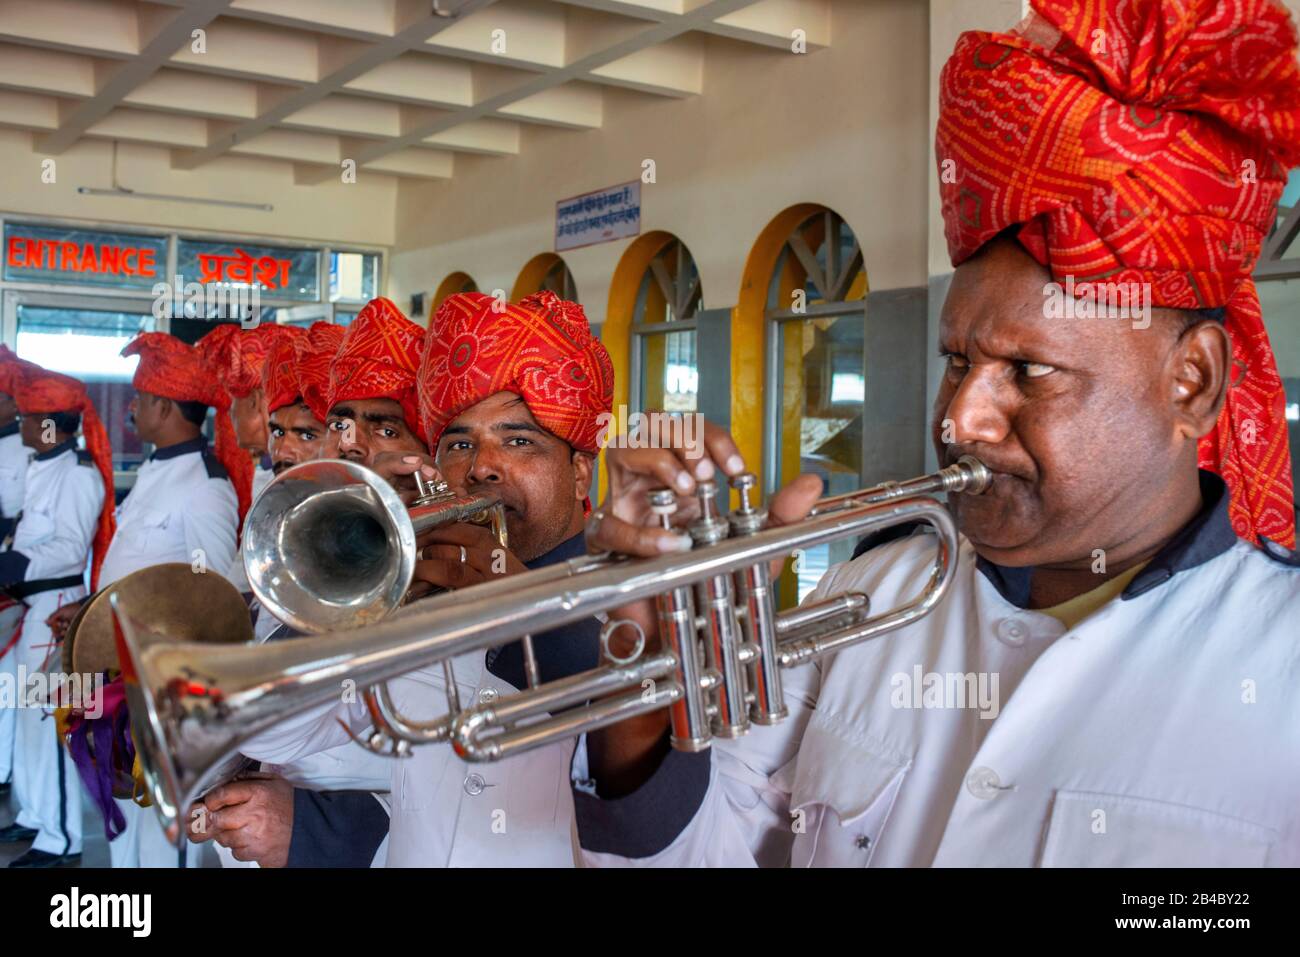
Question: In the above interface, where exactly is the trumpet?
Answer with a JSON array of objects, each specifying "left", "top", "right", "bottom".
[
  {"left": 242, "top": 458, "right": 507, "bottom": 633},
  {"left": 111, "top": 457, "right": 990, "bottom": 838}
]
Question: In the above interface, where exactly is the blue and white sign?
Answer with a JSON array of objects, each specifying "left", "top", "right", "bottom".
[{"left": 555, "top": 180, "right": 641, "bottom": 252}]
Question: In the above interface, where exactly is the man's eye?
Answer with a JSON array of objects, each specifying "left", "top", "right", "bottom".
[
  {"left": 507, "top": 437, "right": 532, "bottom": 447},
  {"left": 270, "top": 428, "right": 284, "bottom": 438},
  {"left": 300, "top": 431, "right": 317, "bottom": 441},
  {"left": 380, "top": 428, "right": 398, "bottom": 439},
  {"left": 446, "top": 440, "right": 471, "bottom": 452},
  {"left": 329, "top": 420, "right": 348, "bottom": 432},
  {"left": 942, "top": 353, "right": 969, "bottom": 374},
  {"left": 1018, "top": 361, "right": 1055, "bottom": 379}
]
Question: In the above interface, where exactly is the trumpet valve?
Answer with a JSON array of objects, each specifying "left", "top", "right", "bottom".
[
  {"left": 728, "top": 472, "right": 766, "bottom": 536},
  {"left": 688, "top": 480, "right": 728, "bottom": 545},
  {"left": 648, "top": 489, "right": 677, "bottom": 531}
]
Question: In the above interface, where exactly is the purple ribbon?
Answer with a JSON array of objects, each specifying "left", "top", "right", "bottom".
[{"left": 64, "top": 675, "right": 134, "bottom": 841}]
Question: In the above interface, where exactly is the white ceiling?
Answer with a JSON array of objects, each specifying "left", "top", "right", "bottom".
[{"left": 0, "top": 0, "right": 831, "bottom": 183}]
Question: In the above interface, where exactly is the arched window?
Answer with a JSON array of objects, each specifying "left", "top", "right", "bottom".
[
  {"left": 629, "top": 237, "right": 702, "bottom": 414},
  {"left": 762, "top": 207, "right": 867, "bottom": 601},
  {"left": 512, "top": 253, "right": 578, "bottom": 303},
  {"left": 430, "top": 271, "right": 479, "bottom": 321}
]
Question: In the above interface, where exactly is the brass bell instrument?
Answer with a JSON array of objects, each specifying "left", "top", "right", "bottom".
[
  {"left": 242, "top": 458, "right": 507, "bottom": 633},
  {"left": 112, "top": 457, "right": 990, "bottom": 838}
]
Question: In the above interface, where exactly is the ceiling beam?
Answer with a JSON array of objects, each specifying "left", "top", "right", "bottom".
[
  {"left": 172, "top": 0, "right": 498, "bottom": 170},
  {"left": 295, "top": 0, "right": 760, "bottom": 184},
  {"left": 37, "top": 0, "right": 235, "bottom": 155}
]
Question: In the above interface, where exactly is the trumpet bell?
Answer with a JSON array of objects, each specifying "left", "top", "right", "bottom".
[{"left": 243, "top": 459, "right": 417, "bottom": 633}]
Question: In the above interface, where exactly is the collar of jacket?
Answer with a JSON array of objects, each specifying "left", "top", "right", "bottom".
[
  {"left": 34, "top": 436, "right": 77, "bottom": 462},
  {"left": 976, "top": 469, "right": 1237, "bottom": 608},
  {"left": 150, "top": 436, "right": 208, "bottom": 461}
]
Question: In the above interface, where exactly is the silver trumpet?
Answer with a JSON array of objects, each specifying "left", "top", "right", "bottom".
[
  {"left": 243, "top": 458, "right": 507, "bottom": 633},
  {"left": 111, "top": 457, "right": 989, "bottom": 838}
]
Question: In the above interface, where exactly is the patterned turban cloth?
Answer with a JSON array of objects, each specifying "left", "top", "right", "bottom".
[
  {"left": 13, "top": 366, "right": 116, "bottom": 589},
  {"left": 196, "top": 323, "right": 284, "bottom": 400},
  {"left": 937, "top": 0, "right": 1300, "bottom": 549},
  {"left": 420, "top": 290, "right": 615, "bottom": 455},
  {"left": 261, "top": 325, "right": 308, "bottom": 415},
  {"left": 122, "top": 332, "right": 254, "bottom": 528},
  {"left": 326, "top": 298, "right": 426, "bottom": 440},
  {"left": 294, "top": 322, "right": 346, "bottom": 422},
  {"left": 0, "top": 345, "right": 42, "bottom": 398}
]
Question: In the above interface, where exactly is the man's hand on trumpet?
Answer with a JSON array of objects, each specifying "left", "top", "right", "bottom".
[
  {"left": 186, "top": 772, "right": 294, "bottom": 867},
  {"left": 583, "top": 418, "right": 822, "bottom": 795}
]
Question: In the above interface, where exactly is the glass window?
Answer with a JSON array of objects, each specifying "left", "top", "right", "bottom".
[
  {"left": 329, "top": 251, "right": 381, "bottom": 303},
  {"left": 639, "top": 329, "right": 698, "bottom": 413},
  {"left": 778, "top": 313, "right": 865, "bottom": 601},
  {"left": 15, "top": 304, "right": 156, "bottom": 471},
  {"left": 176, "top": 238, "right": 321, "bottom": 301},
  {"left": 3, "top": 222, "right": 167, "bottom": 289}
]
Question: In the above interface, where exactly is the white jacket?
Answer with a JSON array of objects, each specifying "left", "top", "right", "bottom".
[{"left": 573, "top": 479, "right": 1300, "bottom": 867}]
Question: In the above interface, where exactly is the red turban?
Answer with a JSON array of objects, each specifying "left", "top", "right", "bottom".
[
  {"left": 196, "top": 323, "right": 283, "bottom": 400},
  {"left": 261, "top": 325, "right": 308, "bottom": 415},
  {"left": 420, "top": 290, "right": 614, "bottom": 454},
  {"left": 12, "top": 366, "right": 116, "bottom": 589},
  {"left": 326, "top": 298, "right": 425, "bottom": 439},
  {"left": 0, "top": 345, "right": 42, "bottom": 397},
  {"left": 294, "top": 322, "right": 345, "bottom": 422},
  {"left": 122, "top": 332, "right": 253, "bottom": 528},
  {"left": 937, "top": 0, "right": 1300, "bottom": 549}
]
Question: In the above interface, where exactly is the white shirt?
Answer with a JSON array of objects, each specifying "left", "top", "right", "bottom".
[
  {"left": 573, "top": 482, "right": 1300, "bottom": 868},
  {"left": 98, "top": 438, "right": 238, "bottom": 589},
  {"left": 5, "top": 441, "right": 102, "bottom": 585},
  {"left": 0, "top": 424, "right": 29, "bottom": 529},
  {"left": 243, "top": 650, "right": 578, "bottom": 867}
]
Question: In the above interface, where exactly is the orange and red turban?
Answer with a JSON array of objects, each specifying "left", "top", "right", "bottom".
[
  {"left": 12, "top": 366, "right": 115, "bottom": 589},
  {"left": 937, "top": 0, "right": 1300, "bottom": 549},
  {"left": 420, "top": 290, "right": 614, "bottom": 454},
  {"left": 294, "top": 322, "right": 345, "bottom": 422},
  {"left": 261, "top": 325, "right": 308, "bottom": 415},
  {"left": 122, "top": 332, "right": 253, "bottom": 527},
  {"left": 196, "top": 323, "right": 283, "bottom": 400},
  {"left": 0, "top": 346, "right": 41, "bottom": 398},
  {"left": 326, "top": 298, "right": 425, "bottom": 439}
]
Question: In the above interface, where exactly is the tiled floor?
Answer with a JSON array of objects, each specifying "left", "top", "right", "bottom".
[{"left": 1, "top": 786, "right": 219, "bottom": 868}]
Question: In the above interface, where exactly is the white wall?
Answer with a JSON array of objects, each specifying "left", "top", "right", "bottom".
[
  {"left": 0, "top": 130, "right": 396, "bottom": 250},
  {"left": 389, "top": 0, "right": 931, "bottom": 324}
]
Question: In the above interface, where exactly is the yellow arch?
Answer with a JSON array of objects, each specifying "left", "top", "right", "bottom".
[
  {"left": 598, "top": 230, "right": 679, "bottom": 500},
  {"left": 512, "top": 253, "right": 564, "bottom": 301},
  {"left": 429, "top": 271, "right": 478, "bottom": 324},
  {"left": 734, "top": 204, "right": 868, "bottom": 605}
]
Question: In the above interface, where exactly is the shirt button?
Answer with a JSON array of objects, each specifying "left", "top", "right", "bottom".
[
  {"left": 994, "top": 617, "right": 1027, "bottom": 647},
  {"left": 463, "top": 773, "right": 486, "bottom": 796},
  {"left": 965, "top": 766, "right": 1002, "bottom": 800},
  {"left": 477, "top": 687, "right": 498, "bottom": 704}
]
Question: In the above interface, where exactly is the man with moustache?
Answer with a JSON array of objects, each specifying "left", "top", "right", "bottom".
[
  {"left": 570, "top": 0, "right": 1300, "bottom": 867},
  {"left": 188, "top": 300, "right": 425, "bottom": 867},
  {"left": 238, "top": 289, "right": 614, "bottom": 866},
  {"left": 0, "top": 365, "right": 113, "bottom": 868},
  {"left": 191, "top": 317, "right": 392, "bottom": 868}
]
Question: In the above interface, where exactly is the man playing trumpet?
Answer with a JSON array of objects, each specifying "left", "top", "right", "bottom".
[
  {"left": 571, "top": 0, "right": 1300, "bottom": 867},
  {"left": 238, "top": 289, "right": 615, "bottom": 866}
]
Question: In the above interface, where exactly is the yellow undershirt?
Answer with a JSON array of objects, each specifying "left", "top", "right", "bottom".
[{"left": 1036, "top": 560, "right": 1151, "bottom": 631}]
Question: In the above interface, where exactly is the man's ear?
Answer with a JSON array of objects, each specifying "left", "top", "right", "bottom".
[
  {"left": 571, "top": 450, "right": 594, "bottom": 500},
  {"left": 1170, "top": 319, "right": 1231, "bottom": 441}
]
